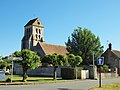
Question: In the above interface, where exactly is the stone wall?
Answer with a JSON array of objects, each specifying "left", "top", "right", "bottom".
[
  {"left": 14, "top": 64, "right": 61, "bottom": 76},
  {"left": 97, "top": 73, "right": 118, "bottom": 79}
]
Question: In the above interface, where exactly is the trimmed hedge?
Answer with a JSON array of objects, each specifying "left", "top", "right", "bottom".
[{"left": 61, "top": 67, "right": 82, "bottom": 79}]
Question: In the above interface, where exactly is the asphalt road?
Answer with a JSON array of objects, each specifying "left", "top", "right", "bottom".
[{"left": 0, "top": 78, "right": 120, "bottom": 90}]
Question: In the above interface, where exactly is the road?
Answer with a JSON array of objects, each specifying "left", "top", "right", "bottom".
[{"left": 0, "top": 78, "right": 120, "bottom": 90}]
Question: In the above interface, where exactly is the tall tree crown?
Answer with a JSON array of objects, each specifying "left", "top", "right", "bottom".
[{"left": 66, "top": 27, "right": 103, "bottom": 65}]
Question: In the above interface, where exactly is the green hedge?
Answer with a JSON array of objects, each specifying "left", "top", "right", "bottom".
[{"left": 61, "top": 67, "right": 83, "bottom": 79}]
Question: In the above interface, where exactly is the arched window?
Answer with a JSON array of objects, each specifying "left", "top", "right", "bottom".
[
  {"left": 41, "top": 38, "right": 44, "bottom": 42},
  {"left": 36, "top": 29, "right": 38, "bottom": 34},
  {"left": 39, "top": 29, "right": 41, "bottom": 34},
  {"left": 36, "top": 34, "right": 37, "bottom": 39},
  {"left": 39, "top": 35, "right": 40, "bottom": 39}
]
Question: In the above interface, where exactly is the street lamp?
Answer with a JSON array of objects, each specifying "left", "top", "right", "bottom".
[{"left": 8, "top": 56, "right": 23, "bottom": 83}]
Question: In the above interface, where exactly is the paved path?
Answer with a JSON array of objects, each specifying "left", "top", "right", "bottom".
[{"left": 0, "top": 78, "right": 120, "bottom": 90}]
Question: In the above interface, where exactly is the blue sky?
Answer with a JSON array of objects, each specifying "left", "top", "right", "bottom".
[{"left": 0, "top": 0, "right": 120, "bottom": 56}]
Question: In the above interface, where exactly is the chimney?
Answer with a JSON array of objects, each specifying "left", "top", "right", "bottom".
[{"left": 109, "top": 43, "right": 112, "bottom": 50}]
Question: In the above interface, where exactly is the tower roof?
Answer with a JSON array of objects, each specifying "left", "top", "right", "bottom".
[{"left": 24, "top": 18, "right": 44, "bottom": 27}]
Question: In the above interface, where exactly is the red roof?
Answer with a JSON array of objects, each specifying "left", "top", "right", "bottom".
[{"left": 40, "top": 43, "right": 68, "bottom": 56}]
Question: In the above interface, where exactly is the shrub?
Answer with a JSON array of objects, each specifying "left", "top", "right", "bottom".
[
  {"left": 61, "top": 67, "right": 82, "bottom": 79},
  {"left": 103, "top": 64, "right": 109, "bottom": 73},
  {"left": 6, "top": 78, "right": 11, "bottom": 82},
  {"left": 24, "top": 75, "right": 28, "bottom": 79}
]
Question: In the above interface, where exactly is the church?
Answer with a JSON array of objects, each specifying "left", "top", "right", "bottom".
[{"left": 21, "top": 18, "right": 68, "bottom": 58}]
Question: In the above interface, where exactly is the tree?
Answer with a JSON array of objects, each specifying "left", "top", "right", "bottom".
[
  {"left": 66, "top": 27, "right": 103, "bottom": 65},
  {"left": 67, "top": 54, "right": 82, "bottom": 79},
  {"left": 13, "top": 49, "right": 41, "bottom": 82},
  {"left": 42, "top": 53, "right": 67, "bottom": 80},
  {"left": 0, "top": 60, "right": 7, "bottom": 69},
  {"left": 57, "top": 54, "right": 69, "bottom": 66},
  {"left": 0, "top": 56, "right": 10, "bottom": 69},
  {"left": 67, "top": 54, "right": 75, "bottom": 67},
  {"left": 67, "top": 54, "right": 83, "bottom": 67}
]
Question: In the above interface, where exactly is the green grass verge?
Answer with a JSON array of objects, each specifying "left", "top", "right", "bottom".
[
  {"left": 90, "top": 82, "right": 120, "bottom": 90},
  {"left": 0, "top": 75, "right": 71, "bottom": 84}
]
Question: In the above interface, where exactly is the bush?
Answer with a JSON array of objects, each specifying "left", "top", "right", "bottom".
[
  {"left": 6, "top": 78, "right": 11, "bottom": 82},
  {"left": 61, "top": 67, "right": 82, "bottom": 79},
  {"left": 24, "top": 75, "right": 28, "bottom": 79},
  {"left": 102, "top": 64, "right": 109, "bottom": 73},
  {"left": 61, "top": 68, "right": 74, "bottom": 79}
]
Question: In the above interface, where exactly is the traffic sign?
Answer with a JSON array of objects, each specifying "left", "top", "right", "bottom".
[{"left": 97, "top": 57, "right": 104, "bottom": 65}]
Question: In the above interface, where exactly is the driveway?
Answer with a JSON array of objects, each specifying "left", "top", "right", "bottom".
[{"left": 0, "top": 78, "right": 120, "bottom": 90}]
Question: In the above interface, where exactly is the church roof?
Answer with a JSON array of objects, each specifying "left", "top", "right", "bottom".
[
  {"left": 112, "top": 50, "right": 120, "bottom": 59},
  {"left": 40, "top": 43, "right": 69, "bottom": 56}
]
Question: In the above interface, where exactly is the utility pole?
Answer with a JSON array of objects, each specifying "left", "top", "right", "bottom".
[
  {"left": 99, "top": 65, "right": 102, "bottom": 87},
  {"left": 11, "top": 60, "right": 13, "bottom": 83}
]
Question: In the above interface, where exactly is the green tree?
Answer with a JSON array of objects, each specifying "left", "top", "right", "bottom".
[
  {"left": 13, "top": 51, "right": 21, "bottom": 57},
  {"left": 66, "top": 27, "right": 103, "bottom": 65},
  {"left": 0, "top": 61, "right": 7, "bottom": 69},
  {"left": 13, "top": 49, "right": 41, "bottom": 82},
  {"left": 42, "top": 53, "right": 67, "bottom": 80},
  {"left": 67, "top": 54, "right": 83, "bottom": 79},
  {"left": 57, "top": 54, "right": 69, "bottom": 66},
  {"left": 67, "top": 54, "right": 83, "bottom": 67},
  {"left": 67, "top": 54, "right": 75, "bottom": 67},
  {"left": 0, "top": 56, "right": 10, "bottom": 69}
]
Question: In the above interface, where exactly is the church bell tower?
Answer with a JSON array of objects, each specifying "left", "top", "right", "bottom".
[{"left": 21, "top": 18, "right": 44, "bottom": 50}]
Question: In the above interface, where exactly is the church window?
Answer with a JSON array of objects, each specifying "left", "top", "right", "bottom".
[
  {"left": 36, "top": 29, "right": 38, "bottom": 34},
  {"left": 36, "top": 34, "right": 37, "bottom": 39},
  {"left": 41, "top": 38, "right": 43, "bottom": 42},
  {"left": 39, "top": 29, "right": 41, "bottom": 34},
  {"left": 39, "top": 35, "right": 40, "bottom": 39},
  {"left": 38, "top": 21, "right": 40, "bottom": 25}
]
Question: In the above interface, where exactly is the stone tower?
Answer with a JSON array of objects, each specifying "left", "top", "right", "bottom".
[{"left": 21, "top": 18, "right": 44, "bottom": 50}]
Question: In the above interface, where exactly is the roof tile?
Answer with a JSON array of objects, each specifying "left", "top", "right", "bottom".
[{"left": 40, "top": 43, "right": 68, "bottom": 55}]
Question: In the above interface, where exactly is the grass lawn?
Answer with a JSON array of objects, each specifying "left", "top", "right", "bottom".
[
  {"left": 90, "top": 82, "right": 120, "bottom": 90},
  {"left": 0, "top": 75, "right": 70, "bottom": 84}
]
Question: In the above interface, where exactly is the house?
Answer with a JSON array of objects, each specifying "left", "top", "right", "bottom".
[
  {"left": 21, "top": 18, "right": 68, "bottom": 58},
  {"left": 102, "top": 43, "right": 120, "bottom": 75}
]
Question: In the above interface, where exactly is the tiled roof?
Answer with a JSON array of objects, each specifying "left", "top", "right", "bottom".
[
  {"left": 40, "top": 43, "right": 68, "bottom": 56},
  {"left": 112, "top": 50, "right": 120, "bottom": 59},
  {"left": 24, "top": 18, "right": 38, "bottom": 27}
]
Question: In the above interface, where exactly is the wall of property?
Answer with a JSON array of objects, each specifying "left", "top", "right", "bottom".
[
  {"left": 83, "top": 65, "right": 97, "bottom": 79},
  {"left": 14, "top": 64, "right": 61, "bottom": 76},
  {"left": 97, "top": 73, "right": 118, "bottom": 79}
]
